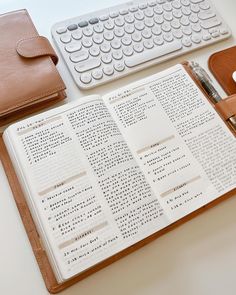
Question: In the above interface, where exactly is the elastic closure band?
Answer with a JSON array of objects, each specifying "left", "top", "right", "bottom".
[
  {"left": 16, "top": 36, "right": 58, "bottom": 65},
  {"left": 215, "top": 94, "right": 236, "bottom": 121}
]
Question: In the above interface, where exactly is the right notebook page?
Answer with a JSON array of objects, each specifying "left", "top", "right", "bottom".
[{"left": 103, "top": 64, "right": 236, "bottom": 222}]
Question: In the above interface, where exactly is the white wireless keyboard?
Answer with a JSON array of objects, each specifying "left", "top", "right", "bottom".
[{"left": 52, "top": 0, "right": 231, "bottom": 90}]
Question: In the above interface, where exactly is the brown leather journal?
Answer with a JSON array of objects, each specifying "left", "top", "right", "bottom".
[
  {"left": 0, "top": 63, "right": 235, "bottom": 293},
  {"left": 0, "top": 9, "right": 66, "bottom": 126},
  {"left": 208, "top": 46, "right": 236, "bottom": 95}
]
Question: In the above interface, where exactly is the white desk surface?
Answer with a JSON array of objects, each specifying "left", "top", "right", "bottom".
[{"left": 0, "top": 0, "right": 236, "bottom": 294}]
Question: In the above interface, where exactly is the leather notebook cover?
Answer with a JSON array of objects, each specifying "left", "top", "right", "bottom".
[
  {"left": 0, "top": 63, "right": 236, "bottom": 293},
  {"left": 0, "top": 9, "right": 66, "bottom": 126},
  {"left": 208, "top": 46, "right": 236, "bottom": 95}
]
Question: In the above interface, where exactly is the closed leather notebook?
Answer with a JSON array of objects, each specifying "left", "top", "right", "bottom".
[{"left": 0, "top": 9, "right": 66, "bottom": 126}]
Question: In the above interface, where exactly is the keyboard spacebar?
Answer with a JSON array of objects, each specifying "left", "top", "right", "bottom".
[{"left": 125, "top": 41, "right": 182, "bottom": 68}]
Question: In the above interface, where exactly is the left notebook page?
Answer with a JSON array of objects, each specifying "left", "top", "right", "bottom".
[{"left": 3, "top": 95, "right": 169, "bottom": 282}]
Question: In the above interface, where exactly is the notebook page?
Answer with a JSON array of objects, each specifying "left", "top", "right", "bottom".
[
  {"left": 3, "top": 95, "right": 169, "bottom": 281},
  {"left": 103, "top": 64, "right": 236, "bottom": 221}
]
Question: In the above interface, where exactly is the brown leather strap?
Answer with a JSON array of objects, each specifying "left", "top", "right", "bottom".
[
  {"left": 215, "top": 94, "right": 236, "bottom": 121},
  {"left": 16, "top": 36, "right": 58, "bottom": 65}
]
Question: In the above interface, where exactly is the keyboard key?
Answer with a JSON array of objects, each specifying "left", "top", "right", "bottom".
[
  {"left": 154, "top": 15, "right": 164, "bottom": 24},
  {"left": 173, "top": 9, "right": 182, "bottom": 18},
  {"left": 123, "top": 46, "right": 134, "bottom": 56},
  {"left": 190, "top": 4, "right": 200, "bottom": 13},
  {"left": 144, "top": 39, "right": 154, "bottom": 49},
  {"left": 125, "top": 14, "right": 135, "bottom": 23},
  {"left": 148, "top": 1, "right": 157, "bottom": 7},
  {"left": 154, "top": 5, "right": 163, "bottom": 14},
  {"left": 114, "top": 27, "right": 125, "bottom": 37},
  {"left": 139, "top": 3, "right": 148, "bottom": 9},
  {"left": 100, "top": 42, "right": 111, "bottom": 53},
  {"left": 103, "top": 65, "right": 114, "bottom": 76},
  {"left": 180, "top": 16, "right": 190, "bottom": 26},
  {"left": 92, "top": 69, "right": 103, "bottom": 79},
  {"left": 173, "top": 29, "right": 183, "bottom": 38},
  {"left": 94, "top": 23, "right": 104, "bottom": 33},
  {"left": 68, "top": 24, "right": 78, "bottom": 31},
  {"left": 89, "top": 46, "right": 100, "bottom": 56},
  {"left": 181, "top": 0, "right": 190, "bottom": 6},
  {"left": 65, "top": 43, "right": 82, "bottom": 53},
  {"left": 191, "top": 23, "right": 201, "bottom": 32},
  {"left": 83, "top": 27, "right": 93, "bottom": 36},
  {"left": 211, "top": 31, "right": 220, "bottom": 38},
  {"left": 182, "top": 26, "right": 192, "bottom": 35},
  {"left": 112, "top": 50, "right": 123, "bottom": 60},
  {"left": 56, "top": 27, "right": 67, "bottom": 34},
  {"left": 129, "top": 6, "right": 139, "bottom": 12},
  {"left": 104, "top": 31, "right": 114, "bottom": 41},
  {"left": 70, "top": 50, "right": 89, "bottom": 62},
  {"left": 125, "top": 41, "right": 182, "bottom": 67},
  {"left": 171, "top": 19, "right": 181, "bottom": 29},
  {"left": 110, "top": 11, "right": 119, "bottom": 18},
  {"left": 142, "top": 28, "right": 152, "bottom": 38},
  {"left": 102, "top": 53, "right": 112, "bottom": 63},
  {"left": 72, "top": 30, "right": 83, "bottom": 40},
  {"left": 153, "top": 35, "right": 164, "bottom": 45},
  {"left": 115, "top": 16, "right": 125, "bottom": 26},
  {"left": 162, "top": 22, "right": 171, "bottom": 32},
  {"left": 111, "top": 38, "right": 121, "bottom": 49},
  {"left": 104, "top": 20, "right": 114, "bottom": 30},
  {"left": 164, "top": 12, "right": 173, "bottom": 21},
  {"left": 80, "top": 73, "right": 92, "bottom": 84},
  {"left": 182, "top": 36, "right": 192, "bottom": 46},
  {"left": 152, "top": 26, "right": 162, "bottom": 35},
  {"left": 60, "top": 34, "right": 71, "bottom": 43},
  {"left": 125, "top": 24, "right": 135, "bottom": 34},
  {"left": 145, "top": 18, "right": 155, "bottom": 27},
  {"left": 172, "top": 1, "right": 181, "bottom": 9},
  {"left": 134, "top": 11, "right": 145, "bottom": 20},
  {"left": 220, "top": 27, "right": 229, "bottom": 35},
  {"left": 144, "top": 8, "right": 154, "bottom": 17},
  {"left": 78, "top": 21, "right": 88, "bottom": 27},
  {"left": 202, "top": 33, "right": 211, "bottom": 41},
  {"left": 82, "top": 38, "right": 93, "bottom": 47},
  {"left": 198, "top": 10, "right": 216, "bottom": 20},
  {"left": 120, "top": 9, "right": 129, "bottom": 15},
  {"left": 133, "top": 43, "right": 144, "bottom": 52},
  {"left": 182, "top": 6, "right": 191, "bottom": 15},
  {"left": 163, "top": 32, "right": 174, "bottom": 42},
  {"left": 135, "top": 21, "right": 145, "bottom": 30},
  {"left": 200, "top": 18, "right": 221, "bottom": 29},
  {"left": 132, "top": 31, "right": 142, "bottom": 42},
  {"left": 163, "top": 2, "right": 172, "bottom": 11},
  {"left": 189, "top": 13, "right": 198, "bottom": 23},
  {"left": 122, "top": 35, "right": 132, "bottom": 46},
  {"left": 114, "top": 61, "right": 125, "bottom": 72},
  {"left": 93, "top": 34, "right": 103, "bottom": 44},
  {"left": 191, "top": 34, "right": 201, "bottom": 43},
  {"left": 89, "top": 17, "right": 99, "bottom": 24},
  {"left": 199, "top": 1, "right": 210, "bottom": 10},
  {"left": 75, "top": 58, "right": 101, "bottom": 73},
  {"left": 99, "top": 15, "right": 109, "bottom": 21}
]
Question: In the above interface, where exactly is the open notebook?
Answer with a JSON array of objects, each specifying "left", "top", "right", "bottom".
[{"left": 2, "top": 64, "right": 236, "bottom": 290}]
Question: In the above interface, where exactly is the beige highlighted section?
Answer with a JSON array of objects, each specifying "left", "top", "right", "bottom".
[
  {"left": 109, "top": 87, "right": 146, "bottom": 104},
  {"left": 137, "top": 135, "right": 175, "bottom": 155},
  {"left": 58, "top": 221, "right": 108, "bottom": 250},
  {"left": 160, "top": 176, "right": 201, "bottom": 198},
  {"left": 17, "top": 116, "right": 62, "bottom": 136},
  {"left": 38, "top": 172, "right": 87, "bottom": 196}
]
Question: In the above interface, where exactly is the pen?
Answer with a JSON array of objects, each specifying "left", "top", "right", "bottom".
[{"left": 189, "top": 61, "right": 236, "bottom": 132}]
